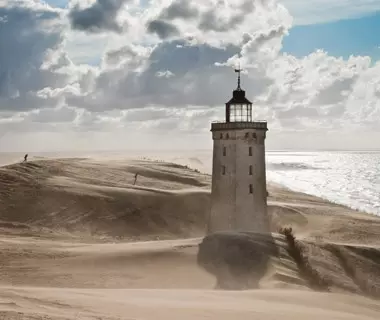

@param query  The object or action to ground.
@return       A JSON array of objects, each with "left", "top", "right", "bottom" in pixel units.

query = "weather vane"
[{"left": 234, "top": 59, "right": 242, "bottom": 90}]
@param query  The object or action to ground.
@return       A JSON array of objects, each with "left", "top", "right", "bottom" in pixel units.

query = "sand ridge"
[
  {"left": 0, "top": 156, "right": 379, "bottom": 319},
  {"left": 0, "top": 158, "right": 211, "bottom": 240}
]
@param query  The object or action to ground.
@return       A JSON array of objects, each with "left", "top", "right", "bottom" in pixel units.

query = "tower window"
[
  {"left": 245, "top": 132, "right": 249, "bottom": 139},
  {"left": 220, "top": 133, "right": 223, "bottom": 139},
  {"left": 226, "top": 133, "right": 229, "bottom": 139},
  {"left": 222, "top": 165, "right": 226, "bottom": 175},
  {"left": 253, "top": 133, "right": 257, "bottom": 139},
  {"left": 249, "top": 184, "right": 253, "bottom": 194},
  {"left": 249, "top": 165, "right": 253, "bottom": 175},
  {"left": 223, "top": 147, "right": 226, "bottom": 156},
  {"left": 249, "top": 147, "right": 252, "bottom": 156}
]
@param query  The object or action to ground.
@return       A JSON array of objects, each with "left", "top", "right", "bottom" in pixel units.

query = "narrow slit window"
[
  {"left": 249, "top": 165, "right": 253, "bottom": 175},
  {"left": 222, "top": 165, "right": 226, "bottom": 175},
  {"left": 249, "top": 184, "right": 253, "bottom": 194},
  {"left": 223, "top": 147, "right": 226, "bottom": 156},
  {"left": 249, "top": 146, "right": 252, "bottom": 156}
]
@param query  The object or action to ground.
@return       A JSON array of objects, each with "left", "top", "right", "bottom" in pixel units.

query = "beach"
[{"left": 0, "top": 155, "right": 379, "bottom": 319}]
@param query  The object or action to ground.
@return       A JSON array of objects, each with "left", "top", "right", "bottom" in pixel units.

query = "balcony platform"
[{"left": 211, "top": 121, "right": 268, "bottom": 131}]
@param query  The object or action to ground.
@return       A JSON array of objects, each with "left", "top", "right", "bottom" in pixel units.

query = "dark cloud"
[
  {"left": 145, "top": 0, "right": 198, "bottom": 41},
  {"left": 147, "top": 20, "right": 179, "bottom": 39},
  {"left": 69, "top": 0, "right": 129, "bottom": 34},
  {"left": 159, "top": 0, "right": 199, "bottom": 20}
]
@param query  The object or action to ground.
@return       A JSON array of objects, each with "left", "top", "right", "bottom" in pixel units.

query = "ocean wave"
[{"left": 267, "top": 162, "right": 322, "bottom": 171}]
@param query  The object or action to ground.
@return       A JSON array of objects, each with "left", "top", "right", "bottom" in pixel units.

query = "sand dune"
[
  {"left": 0, "top": 158, "right": 210, "bottom": 240},
  {"left": 0, "top": 157, "right": 380, "bottom": 319}
]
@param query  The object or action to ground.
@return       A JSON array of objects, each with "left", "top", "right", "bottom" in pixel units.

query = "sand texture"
[{"left": 0, "top": 156, "right": 380, "bottom": 319}]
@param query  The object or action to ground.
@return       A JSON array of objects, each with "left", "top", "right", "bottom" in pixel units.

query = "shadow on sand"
[{"left": 197, "top": 231, "right": 278, "bottom": 290}]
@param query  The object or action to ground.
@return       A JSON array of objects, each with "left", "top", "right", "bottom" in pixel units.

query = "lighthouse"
[{"left": 208, "top": 67, "right": 269, "bottom": 234}]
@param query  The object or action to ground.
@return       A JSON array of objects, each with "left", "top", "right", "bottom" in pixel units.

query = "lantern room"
[{"left": 225, "top": 68, "right": 253, "bottom": 123}]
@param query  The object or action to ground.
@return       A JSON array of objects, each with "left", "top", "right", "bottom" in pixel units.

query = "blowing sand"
[{"left": 0, "top": 156, "right": 380, "bottom": 319}]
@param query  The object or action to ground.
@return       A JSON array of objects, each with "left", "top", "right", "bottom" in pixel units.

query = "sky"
[{"left": 1, "top": 0, "right": 380, "bottom": 152}]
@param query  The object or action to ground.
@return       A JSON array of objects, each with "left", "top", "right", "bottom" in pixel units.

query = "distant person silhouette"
[
  {"left": 23, "top": 154, "right": 28, "bottom": 162},
  {"left": 133, "top": 173, "right": 138, "bottom": 185}
]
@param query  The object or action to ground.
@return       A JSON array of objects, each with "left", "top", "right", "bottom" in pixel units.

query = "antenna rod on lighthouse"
[{"left": 234, "top": 61, "right": 242, "bottom": 90}]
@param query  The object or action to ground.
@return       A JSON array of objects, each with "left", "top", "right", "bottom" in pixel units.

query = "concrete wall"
[{"left": 208, "top": 128, "right": 270, "bottom": 234}]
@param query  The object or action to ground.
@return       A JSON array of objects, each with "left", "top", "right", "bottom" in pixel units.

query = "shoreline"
[{"left": 267, "top": 179, "right": 379, "bottom": 218}]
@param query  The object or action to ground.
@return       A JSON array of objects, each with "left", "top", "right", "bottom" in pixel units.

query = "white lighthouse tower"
[{"left": 208, "top": 67, "right": 269, "bottom": 234}]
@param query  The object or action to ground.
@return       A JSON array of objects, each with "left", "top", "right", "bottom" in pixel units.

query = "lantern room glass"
[{"left": 229, "top": 103, "right": 252, "bottom": 122}]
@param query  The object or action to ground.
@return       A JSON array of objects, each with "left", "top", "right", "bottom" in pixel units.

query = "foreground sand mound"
[
  {"left": 0, "top": 233, "right": 379, "bottom": 319},
  {"left": 0, "top": 158, "right": 211, "bottom": 239},
  {"left": 1, "top": 287, "right": 380, "bottom": 320}
]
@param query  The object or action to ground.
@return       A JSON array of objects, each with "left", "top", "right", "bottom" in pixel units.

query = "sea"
[
  {"left": 266, "top": 151, "right": 380, "bottom": 216},
  {"left": 1, "top": 150, "right": 380, "bottom": 216}
]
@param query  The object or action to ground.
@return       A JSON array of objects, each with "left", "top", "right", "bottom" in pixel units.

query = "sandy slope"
[
  {"left": 2, "top": 287, "right": 380, "bottom": 320},
  {"left": 0, "top": 158, "right": 211, "bottom": 240},
  {"left": 0, "top": 157, "right": 380, "bottom": 319}
]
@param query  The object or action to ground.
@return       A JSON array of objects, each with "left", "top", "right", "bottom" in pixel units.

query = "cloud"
[
  {"left": 0, "top": 0, "right": 95, "bottom": 129},
  {"left": 68, "top": 0, "right": 129, "bottom": 33},
  {"left": 0, "top": 1, "right": 70, "bottom": 112},
  {"left": 65, "top": 0, "right": 291, "bottom": 115},
  {"left": 24, "top": 105, "right": 79, "bottom": 123},
  {"left": 198, "top": 0, "right": 255, "bottom": 32},
  {"left": 66, "top": 39, "right": 242, "bottom": 111},
  {"left": 2, "top": 0, "right": 380, "bottom": 151},
  {"left": 143, "top": 0, "right": 292, "bottom": 47},
  {"left": 104, "top": 44, "right": 151, "bottom": 67},
  {"left": 158, "top": 0, "right": 199, "bottom": 21},
  {"left": 146, "top": 19, "right": 179, "bottom": 39}
]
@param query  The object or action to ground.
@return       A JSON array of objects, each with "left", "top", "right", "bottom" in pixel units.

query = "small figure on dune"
[
  {"left": 133, "top": 173, "right": 139, "bottom": 185},
  {"left": 23, "top": 154, "right": 28, "bottom": 162}
]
